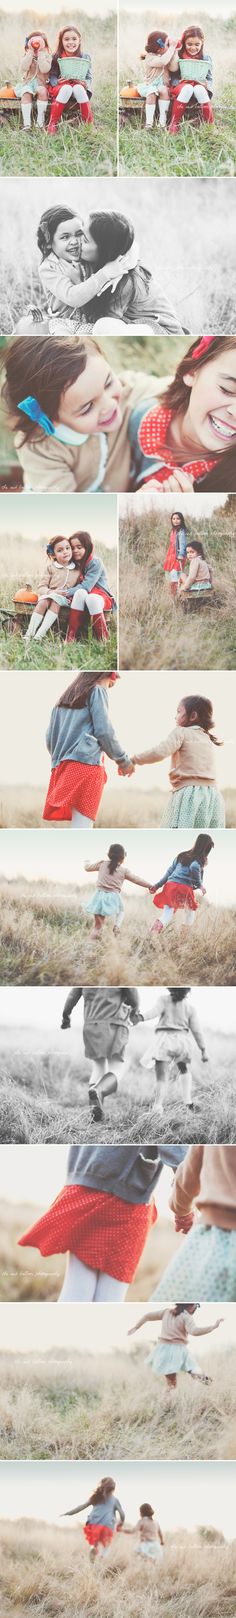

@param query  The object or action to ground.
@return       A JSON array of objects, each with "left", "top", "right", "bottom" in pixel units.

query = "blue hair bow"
[{"left": 18, "top": 396, "right": 55, "bottom": 436}]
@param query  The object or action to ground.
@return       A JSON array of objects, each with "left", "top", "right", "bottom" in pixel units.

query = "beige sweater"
[
  {"left": 14, "top": 372, "right": 167, "bottom": 495},
  {"left": 152, "top": 723, "right": 217, "bottom": 791},
  {"left": 141, "top": 44, "right": 178, "bottom": 85},
  {"left": 37, "top": 560, "right": 79, "bottom": 596},
  {"left": 19, "top": 45, "right": 52, "bottom": 85},
  {"left": 91, "top": 860, "right": 135, "bottom": 892},
  {"left": 169, "top": 1145, "right": 236, "bottom": 1231},
  {"left": 186, "top": 555, "right": 212, "bottom": 588},
  {"left": 160, "top": 1308, "right": 195, "bottom": 1343}
]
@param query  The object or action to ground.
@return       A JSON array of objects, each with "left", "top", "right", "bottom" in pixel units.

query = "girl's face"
[
  {"left": 52, "top": 218, "right": 82, "bottom": 263},
  {"left": 186, "top": 546, "right": 195, "bottom": 559},
  {"left": 56, "top": 353, "right": 123, "bottom": 437},
  {"left": 70, "top": 537, "right": 87, "bottom": 562},
  {"left": 53, "top": 539, "right": 72, "bottom": 564},
  {"left": 183, "top": 348, "right": 236, "bottom": 454},
  {"left": 172, "top": 513, "right": 181, "bottom": 527},
  {"left": 61, "top": 29, "right": 81, "bottom": 54},
  {"left": 184, "top": 31, "right": 203, "bottom": 56},
  {"left": 81, "top": 225, "right": 100, "bottom": 267},
  {"left": 176, "top": 700, "right": 187, "bottom": 727}
]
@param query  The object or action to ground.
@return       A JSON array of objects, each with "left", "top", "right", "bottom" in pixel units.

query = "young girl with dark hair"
[
  {"left": 36, "top": 206, "right": 183, "bottom": 337},
  {"left": 18, "top": 1142, "right": 186, "bottom": 1302},
  {"left": 47, "top": 24, "right": 93, "bottom": 134},
  {"left": 43, "top": 672, "right": 134, "bottom": 829},
  {"left": 151, "top": 1145, "right": 236, "bottom": 1301},
  {"left": 66, "top": 530, "right": 115, "bottom": 642},
  {"left": 142, "top": 986, "right": 208, "bottom": 1110},
  {"left": 129, "top": 336, "right": 236, "bottom": 494},
  {"left": 150, "top": 833, "right": 214, "bottom": 932},
  {"left": 128, "top": 1303, "right": 223, "bottom": 1392},
  {"left": 179, "top": 539, "right": 213, "bottom": 597},
  {"left": 168, "top": 25, "right": 213, "bottom": 136},
  {"left": 15, "top": 31, "right": 52, "bottom": 132},
  {"left": 163, "top": 511, "right": 187, "bottom": 597},
  {"left": 61, "top": 1477, "right": 125, "bottom": 1561},
  {"left": 125, "top": 1502, "right": 165, "bottom": 1560},
  {"left": 138, "top": 31, "right": 178, "bottom": 132},
  {"left": 85, "top": 843, "right": 151, "bottom": 938},
  {"left": 24, "top": 534, "right": 80, "bottom": 642},
  {"left": 132, "top": 694, "right": 225, "bottom": 827}
]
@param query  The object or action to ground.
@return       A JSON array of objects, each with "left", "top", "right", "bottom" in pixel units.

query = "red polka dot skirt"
[
  {"left": 18, "top": 1184, "right": 157, "bottom": 1283},
  {"left": 153, "top": 880, "right": 198, "bottom": 912},
  {"left": 43, "top": 759, "right": 107, "bottom": 822},
  {"left": 138, "top": 405, "right": 217, "bottom": 485},
  {"left": 84, "top": 1525, "right": 114, "bottom": 1548}
]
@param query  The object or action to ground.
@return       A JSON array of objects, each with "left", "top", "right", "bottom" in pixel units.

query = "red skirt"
[
  {"left": 153, "top": 881, "right": 198, "bottom": 912},
  {"left": 43, "top": 759, "right": 107, "bottom": 822},
  {"left": 89, "top": 585, "right": 113, "bottom": 611},
  {"left": 18, "top": 1183, "right": 157, "bottom": 1283},
  {"left": 84, "top": 1525, "right": 113, "bottom": 1547},
  {"left": 49, "top": 79, "right": 89, "bottom": 98}
]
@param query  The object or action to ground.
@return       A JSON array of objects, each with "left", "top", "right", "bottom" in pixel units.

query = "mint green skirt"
[{"left": 160, "top": 784, "right": 225, "bottom": 828}]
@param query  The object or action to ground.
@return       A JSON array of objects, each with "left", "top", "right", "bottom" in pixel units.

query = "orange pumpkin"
[
  {"left": 14, "top": 587, "right": 38, "bottom": 605},
  {"left": 0, "top": 85, "right": 17, "bottom": 98},
  {"left": 120, "top": 83, "right": 140, "bottom": 99}
]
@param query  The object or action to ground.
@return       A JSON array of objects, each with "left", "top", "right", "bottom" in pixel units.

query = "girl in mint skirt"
[
  {"left": 128, "top": 1303, "right": 223, "bottom": 1391},
  {"left": 132, "top": 693, "right": 225, "bottom": 828},
  {"left": 150, "top": 1146, "right": 236, "bottom": 1302}
]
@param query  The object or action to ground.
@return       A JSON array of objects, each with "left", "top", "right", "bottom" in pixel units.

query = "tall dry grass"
[
  {"left": 0, "top": 1022, "right": 235, "bottom": 1145},
  {"left": 0, "top": 785, "right": 234, "bottom": 831},
  {"left": 119, "top": 496, "right": 236, "bottom": 671},
  {"left": 1, "top": 1342, "right": 236, "bottom": 1462},
  {"left": 0, "top": 1516, "right": 236, "bottom": 1618},
  {"left": 0, "top": 878, "right": 234, "bottom": 986}
]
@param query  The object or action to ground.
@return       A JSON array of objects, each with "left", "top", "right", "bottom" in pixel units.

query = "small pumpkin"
[
  {"left": 14, "top": 586, "right": 38, "bottom": 605},
  {"left": 120, "top": 83, "right": 140, "bottom": 99},
  {"left": 0, "top": 84, "right": 17, "bottom": 98}
]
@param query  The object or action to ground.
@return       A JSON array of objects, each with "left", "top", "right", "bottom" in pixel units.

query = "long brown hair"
[
  {"left": 178, "top": 26, "right": 204, "bottom": 58},
  {"left": 162, "top": 337, "right": 236, "bottom": 416},
  {"left": 173, "top": 1304, "right": 198, "bottom": 1315},
  {"left": 58, "top": 672, "right": 111, "bottom": 710},
  {"left": 89, "top": 1477, "right": 116, "bottom": 1506},
  {"left": 1, "top": 336, "right": 99, "bottom": 443},
  {"left": 55, "top": 26, "right": 82, "bottom": 57},
  {"left": 180, "top": 695, "right": 221, "bottom": 746},
  {"left": 177, "top": 834, "right": 214, "bottom": 868},
  {"left": 70, "top": 531, "right": 93, "bottom": 575},
  {"left": 107, "top": 843, "right": 126, "bottom": 873}
]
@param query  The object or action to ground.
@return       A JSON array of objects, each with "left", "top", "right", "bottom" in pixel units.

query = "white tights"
[
  {"left": 71, "top": 810, "right": 94, "bottom": 828},
  {"left": 177, "top": 84, "right": 210, "bottom": 105},
  {"left": 162, "top": 905, "right": 195, "bottom": 928},
  {"left": 70, "top": 586, "right": 104, "bottom": 615},
  {"left": 55, "top": 83, "right": 89, "bottom": 106},
  {"left": 58, "top": 1252, "right": 127, "bottom": 1302}
]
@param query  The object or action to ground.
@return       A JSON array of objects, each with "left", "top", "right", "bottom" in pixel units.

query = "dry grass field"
[
  {"left": 0, "top": 1021, "right": 235, "bottom": 1145},
  {"left": 0, "top": 785, "right": 234, "bottom": 831},
  {"left": 0, "top": 879, "right": 234, "bottom": 987},
  {"left": 0, "top": 533, "right": 117, "bottom": 670},
  {"left": 0, "top": 10, "right": 117, "bottom": 176},
  {"left": 119, "top": 497, "right": 236, "bottom": 671},
  {"left": 1, "top": 1342, "right": 236, "bottom": 1462},
  {"left": 0, "top": 1516, "right": 236, "bottom": 1618},
  {"left": 119, "top": 10, "right": 236, "bottom": 178}
]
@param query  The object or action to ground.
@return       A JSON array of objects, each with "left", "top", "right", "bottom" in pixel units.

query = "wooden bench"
[
  {"left": 0, "top": 95, "right": 87, "bottom": 125},
  {"left": 119, "top": 93, "right": 215, "bottom": 127},
  {"left": 0, "top": 602, "right": 114, "bottom": 637},
  {"left": 181, "top": 589, "right": 222, "bottom": 613}
]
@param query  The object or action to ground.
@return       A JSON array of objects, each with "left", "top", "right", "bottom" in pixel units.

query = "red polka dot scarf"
[{"left": 138, "top": 404, "right": 218, "bottom": 485}]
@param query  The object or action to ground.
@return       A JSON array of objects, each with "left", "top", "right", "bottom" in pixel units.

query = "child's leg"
[
  {"left": 162, "top": 905, "right": 174, "bottom": 926},
  {"left": 113, "top": 911, "right": 125, "bottom": 934},
  {"left": 90, "top": 915, "right": 105, "bottom": 939},
  {"left": 154, "top": 1060, "right": 166, "bottom": 1111},
  {"left": 72, "top": 85, "right": 93, "bottom": 124},
  {"left": 175, "top": 907, "right": 195, "bottom": 931},
  {"left": 89, "top": 1056, "right": 123, "bottom": 1119},
  {"left": 21, "top": 93, "right": 32, "bottom": 129},
  {"left": 165, "top": 1373, "right": 177, "bottom": 1389},
  {"left": 71, "top": 810, "right": 94, "bottom": 829},
  {"left": 178, "top": 1060, "right": 193, "bottom": 1106},
  {"left": 146, "top": 92, "right": 156, "bottom": 129},
  {"left": 34, "top": 604, "right": 59, "bottom": 640},
  {"left": 94, "top": 1272, "right": 128, "bottom": 1302},
  {"left": 168, "top": 86, "right": 191, "bottom": 133},
  {"left": 47, "top": 82, "right": 72, "bottom": 133},
  {"left": 36, "top": 87, "right": 48, "bottom": 127},
  {"left": 194, "top": 85, "right": 214, "bottom": 123},
  {"left": 24, "top": 608, "right": 45, "bottom": 640},
  {"left": 58, "top": 1253, "right": 98, "bottom": 1301},
  {"left": 158, "top": 88, "right": 170, "bottom": 128}
]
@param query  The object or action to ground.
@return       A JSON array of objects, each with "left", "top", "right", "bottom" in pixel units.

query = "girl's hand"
[
  {"left": 161, "top": 471, "right": 195, "bottom": 492},
  {"left": 149, "top": 883, "right": 158, "bottom": 893},
  {"left": 201, "top": 1051, "right": 208, "bottom": 1063},
  {"left": 118, "top": 762, "right": 135, "bottom": 776},
  {"left": 127, "top": 1325, "right": 137, "bottom": 1336},
  {"left": 175, "top": 1213, "right": 194, "bottom": 1233},
  {"left": 215, "top": 1317, "right": 224, "bottom": 1327}
]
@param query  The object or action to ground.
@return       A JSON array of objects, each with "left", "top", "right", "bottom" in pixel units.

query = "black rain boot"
[{"left": 88, "top": 1071, "right": 118, "bottom": 1122}]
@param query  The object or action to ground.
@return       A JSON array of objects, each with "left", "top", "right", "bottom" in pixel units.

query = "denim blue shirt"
[
  {"left": 67, "top": 1144, "right": 187, "bottom": 1202},
  {"left": 153, "top": 858, "right": 203, "bottom": 891},
  {"left": 69, "top": 555, "right": 114, "bottom": 602},
  {"left": 46, "top": 685, "right": 130, "bottom": 770}
]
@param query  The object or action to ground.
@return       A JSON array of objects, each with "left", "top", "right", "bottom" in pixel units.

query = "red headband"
[{"left": 191, "top": 336, "right": 214, "bottom": 362}]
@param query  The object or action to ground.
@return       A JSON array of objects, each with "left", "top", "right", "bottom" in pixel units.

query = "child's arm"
[
  {"left": 90, "top": 687, "right": 133, "bottom": 773},
  {"left": 149, "top": 858, "right": 177, "bottom": 893},
  {"left": 41, "top": 254, "right": 137, "bottom": 312},
  {"left": 124, "top": 869, "right": 151, "bottom": 889},
  {"left": 169, "top": 1144, "right": 204, "bottom": 1226},
  {"left": 61, "top": 1498, "right": 90, "bottom": 1517},
  {"left": 84, "top": 861, "right": 100, "bottom": 872},
  {"left": 132, "top": 726, "right": 183, "bottom": 766},
  {"left": 190, "top": 1318, "right": 224, "bottom": 1336},
  {"left": 61, "top": 988, "right": 83, "bottom": 1027},
  {"left": 128, "top": 1310, "right": 164, "bottom": 1335},
  {"left": 158, "top": 1523, "right": 165, "bottom": 1546},
  {"left": 188, "top": 1005, "right": 208, "bottom": 1060},
  {"left": 37, "top": 566, "right": 51, "bottom": 597}
]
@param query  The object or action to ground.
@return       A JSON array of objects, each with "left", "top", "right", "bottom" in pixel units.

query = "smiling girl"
[
  {"left": 48, "top": 25, "right": 93, "bottom": 133},
  {"left": 168, "top": 25, "right": 213, "bottom": 135},
  {"left": 129, "top": 336, "right": 236, "bottom": 493},
  {"left": 37, "top": 206, "right": 183, "bottom": 336}
]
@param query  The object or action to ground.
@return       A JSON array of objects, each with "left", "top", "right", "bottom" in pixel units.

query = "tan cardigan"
[
  {"left": 37, "top": 560, "right": 79, "bottom": 596},
  {"left": 19, "top": 45, "right": 52, "bottom": 85},
  {"left": 169, "top": 1145, "right": 236, "bottom": 1231},
  {"left": 142, "top": 44, "right": 178, "bottom": 85},
  {"left": 153, "top": 722, "right": 217, "bottom": 791},
  {"left": 15, "top": 371, "right": 167, "bottom": 494}
]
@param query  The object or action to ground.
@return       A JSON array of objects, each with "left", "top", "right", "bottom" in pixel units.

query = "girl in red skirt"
[
  {"left": 150, "top": 833, "right": 214, "bottom": 933},
  {"left": 62, "top": 1476, "right": 125, "bottom": 1561},
  {"left": 48, "top": 25, "right": 93, "bottom": 135},
  {"left": 67, "top": 529, "right": 116, "bottom": 644},
  {"left": 43, "top": 671, "right": 134, "bottom": 829},
  {"left": 18, "top": 1143, "right": 186, "bottom": 1302}
]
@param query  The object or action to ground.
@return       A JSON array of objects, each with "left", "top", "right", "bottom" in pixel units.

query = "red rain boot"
[
  {"left": 92, "top": 612, "right": 109, "bottom": 641},
  {"left": 66, "top": 608, "right": 85, "bottom": 643},
  {"left": 80, "top": 100, "right": 94, "bottom": 124},
  {"left": 202, "top": 101, "right": 214, "bottom": 124},
  {"left": 168, "top": 100, "right": 185, "bottom": 134},
  {"left": 47, "top": 99, "right": 64, "bottom": 135}
]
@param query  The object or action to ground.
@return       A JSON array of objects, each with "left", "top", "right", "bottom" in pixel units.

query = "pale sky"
[
  {"left": 0, "top": 492, "right": 117, "bottom": 549},
  {"left": 120, "top": 0, "right": 236, "bottom": 14},
  {"left": 2, "top": 0, "right": 115, "bottom": 14},
  {"left": 0, "top": 670, "right": 234, "bottom": 793},
  {"left": 119, "top": 492, "right": 229, "bottom": 520},
  {"left": 0, "top": 1141, "right": 174, "bottom": 1211},
  {"left": 0, "top": 983, "right": 234, "bottom": 1033},
  {"left": 0, "top": 828, "right": 235, "bottom": 906},
  {"left": 0, "top": 1299, "right": 235, "bottom": 1356},
  {"left": 0, "top": 1459, "right": 235, "bottom": 1538}
]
